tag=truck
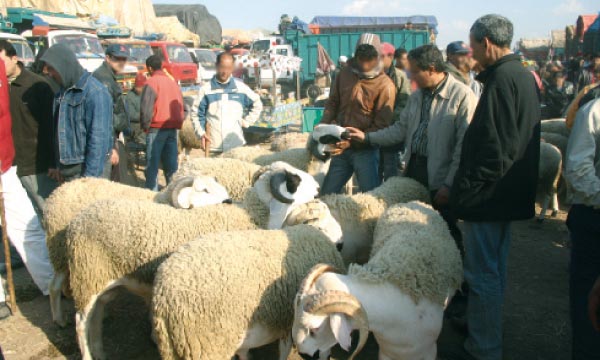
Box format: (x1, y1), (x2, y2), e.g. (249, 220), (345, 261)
(283, 16), (436, 98)
(245, 43), (296, 89)
(0, 33), (35, 68)
(150, 41), (198, 93)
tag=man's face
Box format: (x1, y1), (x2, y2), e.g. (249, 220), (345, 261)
(134, 86), (144, 94)
(593, 56), (600, 70)
(0, 50), (19, 78)
(356, 57), (379, 74)
(107, 55), (127, 73)
(409, 59), (437, 89)
(45, 65), (62, 86)
(382, 53), (394, 70)
(216, 57), (234, 82)
(448, 53), (470, 73)
(395, 54), (409, 70)
(469, 33), (487, 67)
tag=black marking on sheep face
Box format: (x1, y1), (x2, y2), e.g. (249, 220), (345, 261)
(286, 171), (302, 194)
(308, 137), (331, 162)
(299, 350), (321, 360)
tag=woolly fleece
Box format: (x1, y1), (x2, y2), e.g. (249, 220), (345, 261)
(271, 132), (310, 151)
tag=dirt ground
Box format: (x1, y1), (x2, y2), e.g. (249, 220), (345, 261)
(0, 135), (572, 359)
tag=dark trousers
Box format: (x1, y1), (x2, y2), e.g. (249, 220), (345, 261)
(568, 204), (600, 360)
(407, 154), (464, 256)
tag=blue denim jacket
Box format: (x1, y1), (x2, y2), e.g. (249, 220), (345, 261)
(55, 72), (113, 177)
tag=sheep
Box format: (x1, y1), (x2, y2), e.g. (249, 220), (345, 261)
(537, 142), (563, 222)
(287, 175), (430, 265)
(44, 176), (230, 327)
(151, 225), (346, 360)
(293, 201), (463, 360)
(178, 117), (203, 161)
(541, 118), (569, 138)
(176, 157), (261, 201)
(271, 132), (310, 151)
(541, 131), (568, 156)
(66, 198), (260, 360)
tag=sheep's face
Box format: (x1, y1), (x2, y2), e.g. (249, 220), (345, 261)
(293, 298), (339, 359)
(189, 176), (231, 207)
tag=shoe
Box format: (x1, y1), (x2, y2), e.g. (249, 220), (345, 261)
(0, 302), (11, 320)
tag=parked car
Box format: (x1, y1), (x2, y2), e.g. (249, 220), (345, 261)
(150, 41), (197, 88)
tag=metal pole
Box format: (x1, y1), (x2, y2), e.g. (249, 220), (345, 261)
(0, 162), (17, 314)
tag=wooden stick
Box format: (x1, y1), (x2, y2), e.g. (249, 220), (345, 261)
(0, 164), (17, 314)
(204, 122), (211, 158)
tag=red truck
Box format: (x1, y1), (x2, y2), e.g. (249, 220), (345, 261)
(150, 41), (198, 90)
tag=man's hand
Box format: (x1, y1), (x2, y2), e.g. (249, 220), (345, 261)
(47, 168), (63, 183)
(329, 140), (350, 156)
(110, 149), (119, 166)
(345, 127), (366, 142)
(201, 135), (211, 151)
(589, 276), (600, 332)
(434, 185), (450, 207)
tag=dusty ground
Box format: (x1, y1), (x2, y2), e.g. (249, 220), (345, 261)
(0, 133), (572, 359)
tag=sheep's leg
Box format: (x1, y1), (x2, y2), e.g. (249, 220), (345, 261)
(236, 323), (278, 360)
(50, 271), (67, 327)
(551, 191), (559, 217)
(278, 336), (292, 360)
(87, 288), (119, 360)
(537, 194), (550, 223)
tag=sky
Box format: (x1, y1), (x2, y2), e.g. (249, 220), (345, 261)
(153, 0), (599, 47)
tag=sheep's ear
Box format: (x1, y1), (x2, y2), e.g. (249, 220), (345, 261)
(330, 313), (352, 351)
(285, 171), (302, 194)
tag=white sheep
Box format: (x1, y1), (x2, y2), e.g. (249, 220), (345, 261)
(151, 225), (346, 360)
(537, 142), (563, 222)
(541, 118), (569, 138)
(271, 132), (310, 151)
(176, 157), (261, 201)
(44, 176), (229, 326)
(293, 202), (463, 360)
(541, 131), (568, 156)
(288, 176), (430, 265)
(66, 198), (260, 360)
(178, 117), (203, 161)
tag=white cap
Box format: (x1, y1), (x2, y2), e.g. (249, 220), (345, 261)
(339, 55), (348, 63)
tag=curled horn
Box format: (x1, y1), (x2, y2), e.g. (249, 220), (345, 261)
(299, 264), (340, 296)
(169, 176), (196, 208)
(251, 166), (271, 186)
(304, 290), (369, 360)
(269, 170), (296, 204)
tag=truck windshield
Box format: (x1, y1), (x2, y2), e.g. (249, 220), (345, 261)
(193, 50), (216, 69)
(125, 44), (153, 63)
(252, 40), (270, 52)
(52, 35), (104, 59)
(8, 40), (35, 66)
(167, 45), (193, 63)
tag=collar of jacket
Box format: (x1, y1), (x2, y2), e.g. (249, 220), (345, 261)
(99, 61), (117, 80)
(211, 75), (237, 91)
(151, 69), (167, 78)
(476, 53), (519, 83)
(423, 73), (450, 99)
(11, 64), (31, 87)
(66, 71), (92, 92)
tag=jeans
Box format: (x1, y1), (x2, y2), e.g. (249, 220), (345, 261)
(145, 128), (178, 191)
(0, 166), (54, 303)
(379, 145), (402, 181)
(568, 204), (600, 360)
(463, 221), (511, 360)
(320, 147), (381, 195)
(19, 173), (59, 220)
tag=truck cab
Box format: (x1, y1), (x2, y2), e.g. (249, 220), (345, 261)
(246, 44), (295, 87)
(24, 30), (106, 73)
(0, 33), (35, 68)
(150, 41), (198, 88)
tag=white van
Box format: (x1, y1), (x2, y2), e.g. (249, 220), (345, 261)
(0, 33), (35, 68)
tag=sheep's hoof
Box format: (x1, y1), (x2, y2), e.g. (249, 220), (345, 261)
(551, 210), (558, 217)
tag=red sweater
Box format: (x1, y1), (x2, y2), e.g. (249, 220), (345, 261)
(140, 70), (184, 130)
(0, 60), (14, 173)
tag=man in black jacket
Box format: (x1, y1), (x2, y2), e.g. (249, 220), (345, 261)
(450, 14), (540, 360)
(0, 40), (58, 217)
(93, 44), (129, 181)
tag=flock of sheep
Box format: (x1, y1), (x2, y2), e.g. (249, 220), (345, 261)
(39, 121), (566, 360)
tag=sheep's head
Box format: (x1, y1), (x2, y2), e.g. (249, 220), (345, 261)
(284, 200), (343, 250)
(293, 265), (369, 360)
(309, 124), (351, 161)
(170, 176), (231, 209)
(253, 162), (320, 229)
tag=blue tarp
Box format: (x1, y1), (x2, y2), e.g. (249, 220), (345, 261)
(589, 13), (600, 32)
(310, 16), (438, 34)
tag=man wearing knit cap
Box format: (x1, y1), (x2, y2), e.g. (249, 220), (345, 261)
(320, 33), (396, 195)
(380, 42), (411, 180)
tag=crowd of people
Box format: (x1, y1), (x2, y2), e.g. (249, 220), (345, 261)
(0, 12), (599, 360)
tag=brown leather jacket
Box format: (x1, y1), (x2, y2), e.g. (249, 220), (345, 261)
(321, 62), (396, 134)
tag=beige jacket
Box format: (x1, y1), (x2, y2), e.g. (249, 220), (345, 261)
(367, 74), (477, 190)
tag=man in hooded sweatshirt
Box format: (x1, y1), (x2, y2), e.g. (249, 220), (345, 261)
(319, 33), (396, 195)
(40, 44), (113, 181)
